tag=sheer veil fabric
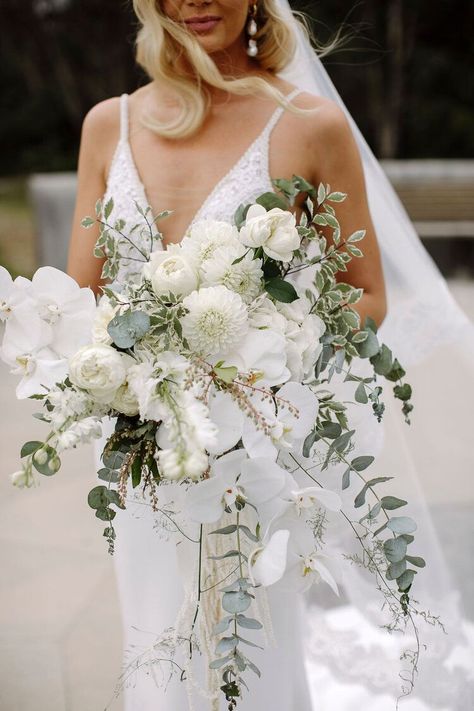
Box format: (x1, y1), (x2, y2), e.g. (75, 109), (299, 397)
(275, 1), (474, 708)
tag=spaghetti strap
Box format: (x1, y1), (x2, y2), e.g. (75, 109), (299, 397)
(264, 87), (302, 138)
(119, 93), (129, 143)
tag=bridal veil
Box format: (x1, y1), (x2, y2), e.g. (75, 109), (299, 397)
(275, 1), (474, 708)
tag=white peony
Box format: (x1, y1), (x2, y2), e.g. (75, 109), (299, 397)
(181, 285), (248, 356)
(200, 245), (263, 304)
(144, 243), (199, 298)
(239, 204), (300, 262)
(92, 296), (118, 345)
(181, 220), (240, 266)
(69, 344), (127, 403)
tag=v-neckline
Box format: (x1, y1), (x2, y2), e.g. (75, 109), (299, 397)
(123, 88), (300, 249)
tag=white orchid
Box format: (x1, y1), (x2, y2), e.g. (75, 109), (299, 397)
(242, 381), (319, 459)
(217, 327), (290, 387)
(185, 450), (287, 524)
(275, 517), (340, 595)
(0, 303), (68, 398)
(0, 267), (28, 324)
(248, 529), (290, 587)
(26, 267), (96, 358)
(289, 486), (342, 515)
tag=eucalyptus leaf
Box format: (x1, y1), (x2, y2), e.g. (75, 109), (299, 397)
(387, 516), (417, 534)
(351, 456), (374, 472)
(386, 559), (407, 580)
(210, 525), (238, 536)
(355, 381), (368, 404)
(381, 496), (407, 510)
(236, 615), (263, 630)
(397, 569), (416, 591)
(405, 555), (426, 568)
(383, 536), (407, 563)
(213, 616), (233, 634)
(222, 591), (252, 614)
(107, 309), (151, 349)
(215, 635), (239, 655)
(21, 441), (43, 458)
(209, 653), (234, 669)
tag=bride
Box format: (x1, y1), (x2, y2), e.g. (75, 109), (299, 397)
(66, 1), (474, 709)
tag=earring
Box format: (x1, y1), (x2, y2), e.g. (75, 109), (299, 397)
(246, 3), (258, 58)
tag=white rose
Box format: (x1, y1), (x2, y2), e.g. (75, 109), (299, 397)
(144, 244), (198, 298)
(239, 204), (300, 262)
(69, 344), (126, 403)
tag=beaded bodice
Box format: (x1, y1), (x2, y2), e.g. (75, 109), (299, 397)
(102, 88), (301, 282)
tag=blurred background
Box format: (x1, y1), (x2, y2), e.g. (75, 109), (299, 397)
(0, 1), (473, 710)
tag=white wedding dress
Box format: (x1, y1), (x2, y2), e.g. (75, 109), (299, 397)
(96, 90), (474, 711)
(97, 88), (315, 711)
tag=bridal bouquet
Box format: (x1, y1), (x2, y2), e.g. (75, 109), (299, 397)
(1, 177), (429, 707)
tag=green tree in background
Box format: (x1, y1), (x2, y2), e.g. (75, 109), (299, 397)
(0, 0), (472, 175)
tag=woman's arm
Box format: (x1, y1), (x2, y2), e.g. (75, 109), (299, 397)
(309, 100), (387, 329)
(66, 97), (120, 295)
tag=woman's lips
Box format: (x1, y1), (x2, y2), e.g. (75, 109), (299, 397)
(184, 16), (222, 33)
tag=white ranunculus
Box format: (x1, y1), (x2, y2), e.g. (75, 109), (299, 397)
(144, 243), (199, 298)
(239, 204), (300, 262)
(182, 285), (248, 356)
(69, 344), (127, 403)
(181, 220), (241, 266)
(200, 245), (263, 304)
(92, 296), (118, 345)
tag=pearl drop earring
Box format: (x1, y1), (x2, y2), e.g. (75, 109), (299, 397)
(246, 3), (258, 58)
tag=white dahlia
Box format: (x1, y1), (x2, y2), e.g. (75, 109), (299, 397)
(181, 285), (248, 356)
(201, 246), (263, 303)
(181, 220), (240, 266)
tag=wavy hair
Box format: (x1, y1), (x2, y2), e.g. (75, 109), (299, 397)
(132, 0), (325, 138)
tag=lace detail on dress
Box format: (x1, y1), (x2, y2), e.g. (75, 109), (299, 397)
(103, 88), (301, 283)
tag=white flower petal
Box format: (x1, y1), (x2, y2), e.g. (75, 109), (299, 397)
(239, 457), (286, 503)
(249, 529), (290, 587)
(207, 390), (244, 455)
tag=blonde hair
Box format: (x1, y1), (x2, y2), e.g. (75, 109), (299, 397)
(132, 0), (323, 138)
